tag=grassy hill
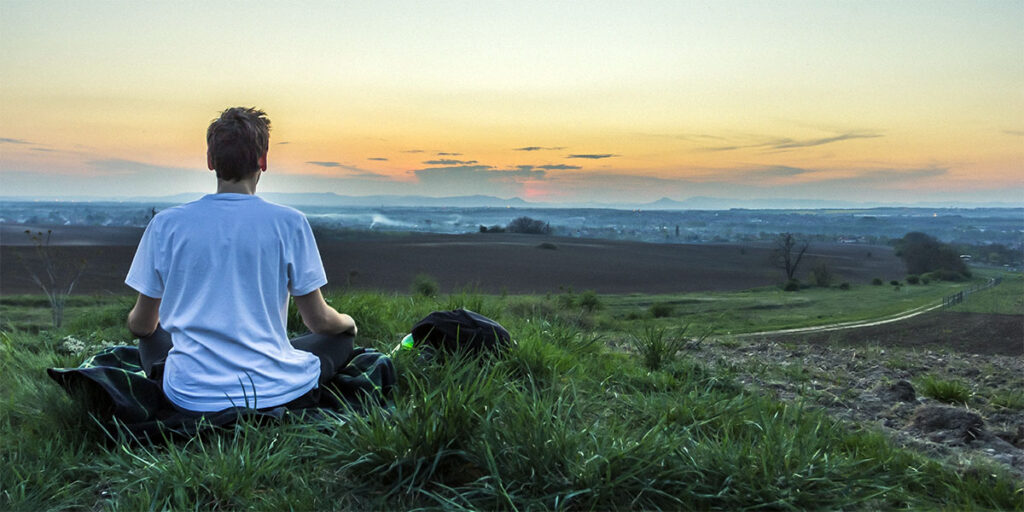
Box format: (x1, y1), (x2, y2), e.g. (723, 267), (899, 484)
(2, 276), (1022, 509)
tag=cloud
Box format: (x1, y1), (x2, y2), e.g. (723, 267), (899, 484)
(852, 167), (948, 182)
(276, 141), (290, 145)
(305, 161), (390, 179)
(770, 133), (882, 150)
(436, 152), (462, 156)
(1003, 130), (1024, 137)
(424, 159), (478, 165)
(345, 171), (391, 179)
(512, 164), (579, 171)
(307, 161), (343, 167)
(701, 132), (882, 152)
(637, 132), (727, 142)
(720, 164), (947, 184)
(1, 137), (32, 144)
(368, 157), (389, 161)
(520, 164), (953, 204)
(731, 165), (815, 179)
(514, 146), (566, 151)
(402, 149), (425, 153)
(567, 154), (617, 159)
(30, 148), (57, 152)
(415, 165), (545, 180)
(86, 158), (203, 176)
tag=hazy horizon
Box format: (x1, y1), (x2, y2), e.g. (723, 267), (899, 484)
(2, 190), (1022, 211)
(2, 1), (1022, 205)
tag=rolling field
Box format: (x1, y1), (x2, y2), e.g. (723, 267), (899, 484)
(600, 278), (967, 335)
(2, 225), (904, 295)
(761, 271), (1023, 355)
(4, 224), (1022, 509)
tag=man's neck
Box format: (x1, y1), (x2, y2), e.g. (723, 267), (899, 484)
(216, 174), (260, 195)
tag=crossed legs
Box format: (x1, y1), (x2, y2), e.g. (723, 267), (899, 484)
(138, 325), (354, 385)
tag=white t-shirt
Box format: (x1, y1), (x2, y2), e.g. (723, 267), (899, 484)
(125, 193), (326, 412)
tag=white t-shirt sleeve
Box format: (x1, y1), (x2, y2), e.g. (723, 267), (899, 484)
(125, 219), (165, 298)
(287, 217), (328, 296)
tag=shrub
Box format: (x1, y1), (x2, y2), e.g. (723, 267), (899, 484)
(556, 289), (576, 309)
(890, 280), (900, 286)
(411, 273), (439, 298)
(783, 279), (801, 292)
(507, 216), (551, 234)
(649, 302), (674, 318)
(871, 278), (883, 286)
(625, 310), (645, 321)
(916, 375), (971, 404)
(906, 274), (920, 285)
(811, 263), (833, 287)
(19, 229), (87, 328)
(537, 242), (558, 250)
(838, 282), (850, 290)
(578, 290), (603, 312)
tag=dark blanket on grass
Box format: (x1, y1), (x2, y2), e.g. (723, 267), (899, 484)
(48, 345), (396, 440)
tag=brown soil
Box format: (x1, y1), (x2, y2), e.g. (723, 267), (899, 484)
(1, 225), (904, 296)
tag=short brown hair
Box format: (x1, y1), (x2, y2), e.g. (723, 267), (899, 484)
(206, 107), (271, 181)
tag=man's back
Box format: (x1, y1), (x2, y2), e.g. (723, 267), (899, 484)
(126, 193), (326, 411)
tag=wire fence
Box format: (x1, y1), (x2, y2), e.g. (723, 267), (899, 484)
(942, 277), (1001, 308)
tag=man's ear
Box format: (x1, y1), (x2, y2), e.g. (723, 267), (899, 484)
(258, 153), (267, 172)
(207, 152), (215, 171)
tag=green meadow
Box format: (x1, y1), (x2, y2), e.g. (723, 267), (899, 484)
(2, 274), (1022, 510)
(947, 270), (1024, 315)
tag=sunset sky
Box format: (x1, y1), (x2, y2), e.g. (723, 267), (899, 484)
(1, 1), (1022, 205)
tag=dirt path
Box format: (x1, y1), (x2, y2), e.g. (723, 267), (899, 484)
(738, 278), (999, 338)
(738, 302), (945, 337)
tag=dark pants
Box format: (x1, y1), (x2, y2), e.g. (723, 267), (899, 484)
(139, 325), (355, 411)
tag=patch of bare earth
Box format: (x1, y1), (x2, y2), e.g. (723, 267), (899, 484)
(691, 312), (1024, 479)
(2, 228), (905, 295)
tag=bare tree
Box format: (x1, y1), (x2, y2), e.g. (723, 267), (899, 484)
(20, 230), (87, 328)
(772, 232), (809, 281)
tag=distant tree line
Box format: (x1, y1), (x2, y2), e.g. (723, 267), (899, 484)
(953, 242), (1022, 267)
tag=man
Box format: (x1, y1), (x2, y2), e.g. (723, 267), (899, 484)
(125, 106), (356, 414)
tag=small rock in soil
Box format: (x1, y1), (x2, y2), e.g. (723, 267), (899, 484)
(911, 405), (984, 441)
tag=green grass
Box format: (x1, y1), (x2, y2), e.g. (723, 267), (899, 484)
(628, 323), (702, 371)
(2, 289), (1022, 510)
(948, 270), (1024, 315)
(989, 389), (1024, 410)
(603, 274), (980, 335)
(0, 294), (133, 333)
(916, 374), (973, 404)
